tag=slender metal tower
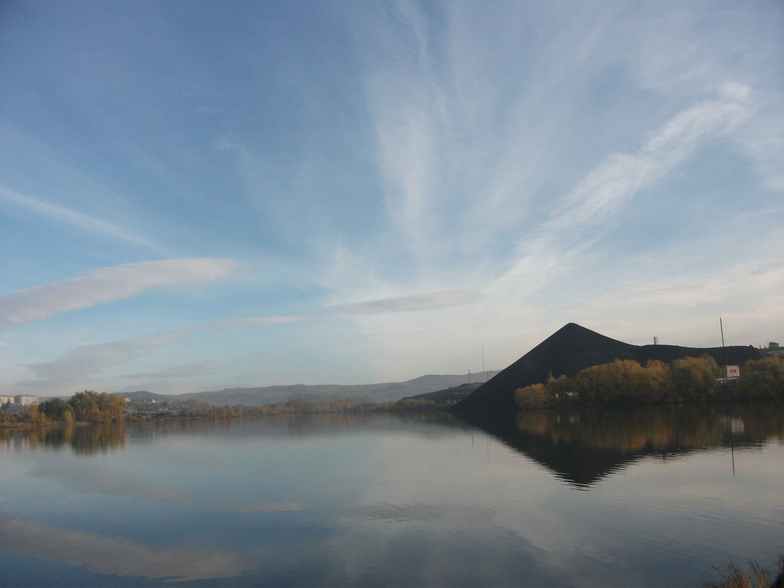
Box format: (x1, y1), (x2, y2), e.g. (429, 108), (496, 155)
(720, 317), (736, 475)
(719, 317), (727, 378)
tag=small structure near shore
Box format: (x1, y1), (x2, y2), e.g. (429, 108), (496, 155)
(0, 395), (38, 408)
(718, 365), (741, 384)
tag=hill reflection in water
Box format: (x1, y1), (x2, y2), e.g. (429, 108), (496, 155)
(1, 409), (783, 586)
(4, 407), (783, 486)
(478, 405), (784, 487)
(0, 413), (465, 457)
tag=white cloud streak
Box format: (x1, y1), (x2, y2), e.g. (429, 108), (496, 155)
(0, 258), (237, 329)
(23, 338), (162, 383)
(561, 88), (750, 224)
(308, 2), (781, 383)
(491, 85), (754, 295)
(0, 185), (161, 251)
(3, 1), (783, 392)
(326, 289), (480, 315)
(11, 288), (478, 395)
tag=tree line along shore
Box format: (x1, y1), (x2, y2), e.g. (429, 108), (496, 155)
(2, 355), (782, 430)
(515, 355), (784, 409)
(0, 392), (406, 430)
(0, 391), (126, 429)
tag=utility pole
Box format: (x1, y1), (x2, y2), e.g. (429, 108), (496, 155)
(720, 317), (727, 379)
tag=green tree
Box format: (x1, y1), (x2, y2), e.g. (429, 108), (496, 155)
(738, 356), (784, 401)
(671, 356), (719, 400)
(68, 391), (126, 422)
(39, 398), (68, 419)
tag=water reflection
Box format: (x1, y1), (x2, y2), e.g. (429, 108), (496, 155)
(0, 515), (254, 582)
(480, 406), (784, 487)
(0, 422), (126, 455)
(1, 410), (783, 587)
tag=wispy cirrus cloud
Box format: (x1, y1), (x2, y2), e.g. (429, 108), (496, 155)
(227, 289), (482, 327)
(1, 1), (782, 393)
(0, 185), (162, 252)
(121, 360), (218, 381)
(0, 258), (238, 329)
(326, 289), (480, 315)
(553, 83), (751, 228)
(326, 0), (782, 380)
(20, 332), (181, 385)
(11, 288), (481, 395)
(490, 83), (754, 297)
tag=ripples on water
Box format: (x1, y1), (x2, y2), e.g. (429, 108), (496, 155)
(0, 408), (782, 587)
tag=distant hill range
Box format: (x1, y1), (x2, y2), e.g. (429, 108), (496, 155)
(455, 323), (761, 423)
(120, 372), (497, 407)
(396, 382), (482, 408)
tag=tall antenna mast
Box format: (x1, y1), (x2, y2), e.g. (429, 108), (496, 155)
(719, 317), (727, 377)
(481, 344), (486, 377)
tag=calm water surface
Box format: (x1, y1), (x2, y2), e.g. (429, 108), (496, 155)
(1, 407), (783, 587)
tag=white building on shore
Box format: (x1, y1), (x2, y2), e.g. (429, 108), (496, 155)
(0, 395), (39, 407)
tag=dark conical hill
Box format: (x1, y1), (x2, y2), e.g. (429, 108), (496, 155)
(455, 322), (761, 423)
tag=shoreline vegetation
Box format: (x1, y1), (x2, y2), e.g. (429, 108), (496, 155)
(0, 391), (126, 431)
(2, 355), (782, 433)
(2, 355), (783, 432)
(707, 559), (784, 588)
(0, 391), (437, 431)
(515, 355), (784, 410)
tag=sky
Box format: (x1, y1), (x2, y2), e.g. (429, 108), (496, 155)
(1, 0), (782, 396)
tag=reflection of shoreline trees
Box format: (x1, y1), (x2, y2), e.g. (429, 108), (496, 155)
(480, 405), (784, 487)
(126, 411), (465, 442)
(516, 406), (784, 455)
(0, 422), (126, 455)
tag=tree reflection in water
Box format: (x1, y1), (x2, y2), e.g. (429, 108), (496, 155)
(478, 405), (784, 488)
(0, 422), (127, 455)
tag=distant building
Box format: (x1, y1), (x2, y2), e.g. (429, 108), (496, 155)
(767, 342), (783, 356)
(0, 395), (38, 407)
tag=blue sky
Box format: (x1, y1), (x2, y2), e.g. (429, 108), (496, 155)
(1, 0), (782, 396)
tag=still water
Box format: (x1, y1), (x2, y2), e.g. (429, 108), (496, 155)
(1, 407), (783, 587)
